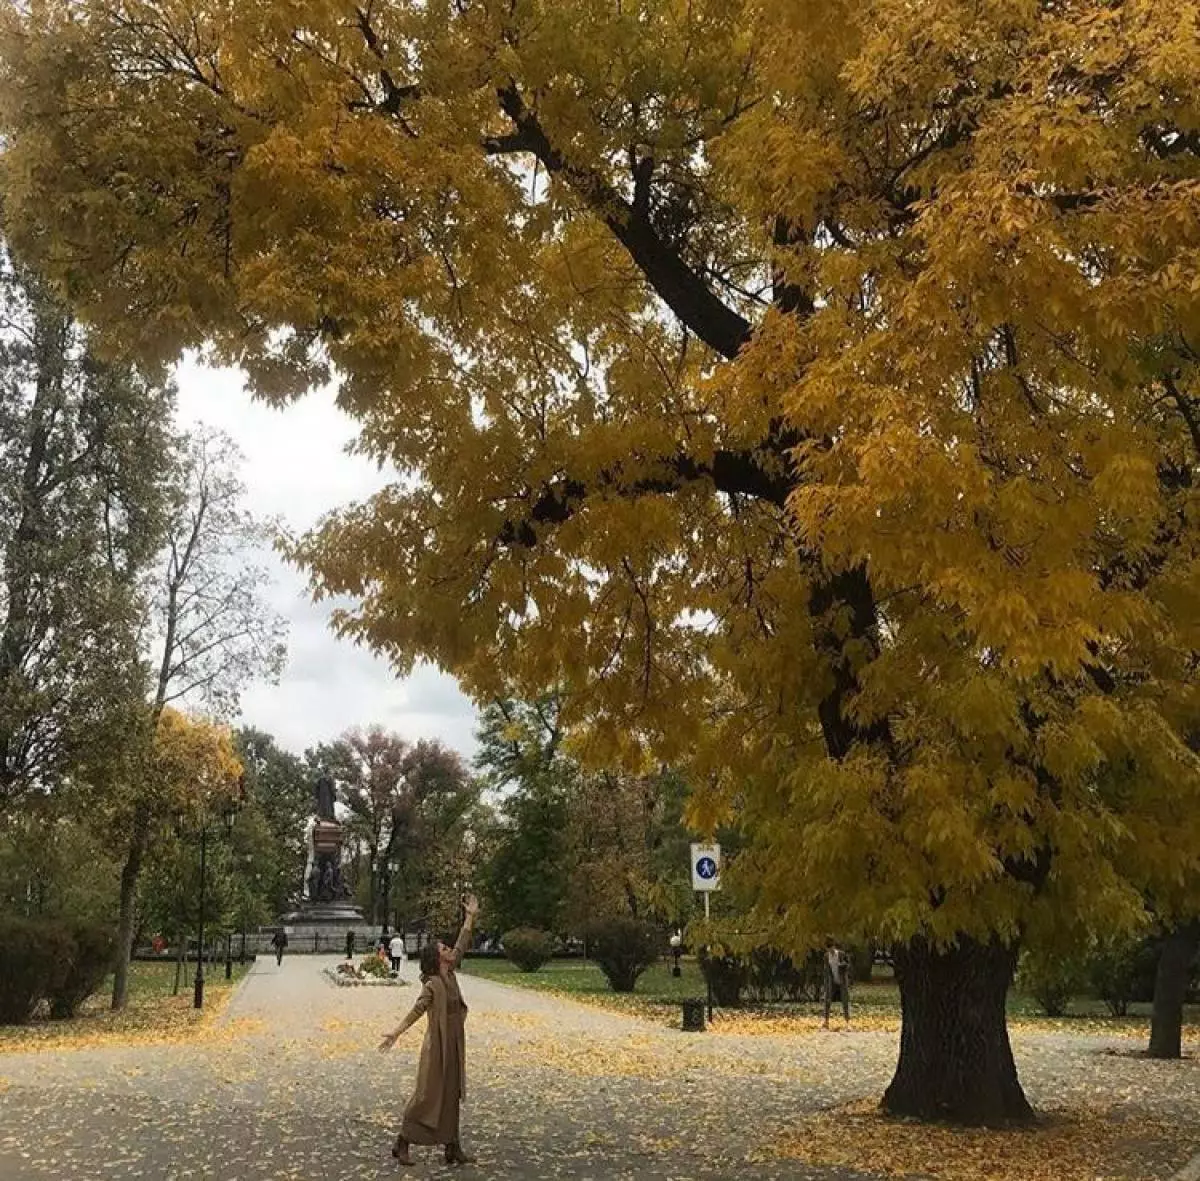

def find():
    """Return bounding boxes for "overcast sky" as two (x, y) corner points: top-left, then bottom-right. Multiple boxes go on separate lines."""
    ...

(174, 358), (481, 762)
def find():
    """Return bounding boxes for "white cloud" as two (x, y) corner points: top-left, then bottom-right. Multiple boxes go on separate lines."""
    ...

(173, 358), (480, 760)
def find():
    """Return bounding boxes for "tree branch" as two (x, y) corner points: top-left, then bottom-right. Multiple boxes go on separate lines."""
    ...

(497, 445), (791, 548)
(495, 84), (752, 360)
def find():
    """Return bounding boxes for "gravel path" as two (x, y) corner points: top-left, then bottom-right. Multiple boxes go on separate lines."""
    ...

(0, 956), (1196, 1180)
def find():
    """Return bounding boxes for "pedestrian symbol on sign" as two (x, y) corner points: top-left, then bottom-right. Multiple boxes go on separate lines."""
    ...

(690, 843), (721, 893)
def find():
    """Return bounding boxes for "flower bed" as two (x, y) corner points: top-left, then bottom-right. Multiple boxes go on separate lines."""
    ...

(324, 957), (409, 988)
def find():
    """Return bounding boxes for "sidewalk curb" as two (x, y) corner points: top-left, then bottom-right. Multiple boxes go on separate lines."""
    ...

(1174, 1153), (1200, 1181)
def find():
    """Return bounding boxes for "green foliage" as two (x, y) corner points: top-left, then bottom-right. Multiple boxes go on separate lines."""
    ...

(746, 947), (824, 1004)
(0, 917), (72, 1024)
(1086, 936), (1159, 1018)
(48, 923), (117, 1018)
(586, 916), (663, 994)
(0, 810), (121, 924)
(0, 258), (174, 814)
(699, 949), (748, 1007)
(236, 728), (309, 914)
(477, 701), (573, 934)
(1018, 946), (1088, 1018)
(502, 927), (555, 973)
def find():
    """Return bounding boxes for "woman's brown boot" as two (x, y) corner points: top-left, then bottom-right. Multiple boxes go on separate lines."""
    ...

(445, 1142), (476, 1165)
(391, 1135), (414, 1166)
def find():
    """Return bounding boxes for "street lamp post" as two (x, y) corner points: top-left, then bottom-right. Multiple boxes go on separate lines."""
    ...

(194, 820), (208, 1010)
(192, 790), (243, 1010)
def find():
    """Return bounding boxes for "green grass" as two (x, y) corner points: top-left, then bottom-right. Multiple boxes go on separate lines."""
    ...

(464, 955), (1199, 1032)
(465, 955), (708, 1003)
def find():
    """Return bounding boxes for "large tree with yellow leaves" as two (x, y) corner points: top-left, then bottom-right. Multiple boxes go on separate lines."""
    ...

(3, 0), (1200, 1122)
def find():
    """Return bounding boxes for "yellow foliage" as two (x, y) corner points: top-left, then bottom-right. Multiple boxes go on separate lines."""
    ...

(1, 0), (1199, 965)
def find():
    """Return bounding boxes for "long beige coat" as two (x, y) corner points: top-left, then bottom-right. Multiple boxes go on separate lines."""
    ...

(396, 925), (471, 1144)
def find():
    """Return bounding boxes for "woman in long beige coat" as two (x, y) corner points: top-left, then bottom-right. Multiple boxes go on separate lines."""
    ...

(379, 894), (478, 1166)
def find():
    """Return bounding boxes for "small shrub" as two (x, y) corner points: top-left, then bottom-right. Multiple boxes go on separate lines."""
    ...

(502, 927), (554, 973)
(586, 917), (662, 993)
(0, 918), (74, 1025)
(700, 950), (748, 1006)
(1086, 936), (1158, 1016)
(1018, 946), (1086, 1017)
(48, 924), (117, 1019)
(745, 947), (823, 1004)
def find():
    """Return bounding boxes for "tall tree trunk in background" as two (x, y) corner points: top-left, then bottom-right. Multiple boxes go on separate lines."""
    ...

(112, 802), (151, 1009)
(1148, 920), (1200, 1060)
(884, 937), (1033, 1125)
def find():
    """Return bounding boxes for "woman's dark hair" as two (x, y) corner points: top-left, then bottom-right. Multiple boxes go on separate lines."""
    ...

(419, 941), (441, 980)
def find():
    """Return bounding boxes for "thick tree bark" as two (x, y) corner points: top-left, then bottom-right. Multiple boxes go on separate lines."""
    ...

(111, 802), (151, 1010)
(884, 937), (1034, 1125)
(1148, 920), (1200, 1060)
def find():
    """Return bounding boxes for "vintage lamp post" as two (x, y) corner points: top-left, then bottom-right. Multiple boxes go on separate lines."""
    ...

(192, 787), (244, 1010)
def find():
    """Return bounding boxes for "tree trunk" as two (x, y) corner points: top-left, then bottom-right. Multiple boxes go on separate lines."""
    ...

(884, 936), (1033, 1125)
(1148, 920), (1200, 1060)
(111, 802), (151, 1010)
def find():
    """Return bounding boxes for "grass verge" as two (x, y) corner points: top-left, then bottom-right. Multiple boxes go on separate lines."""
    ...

(463, 957), (1200, 1041)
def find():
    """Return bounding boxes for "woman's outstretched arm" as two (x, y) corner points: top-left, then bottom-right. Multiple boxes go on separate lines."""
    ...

(378, 981), (434, 1052)
(453, 894), (480, 967)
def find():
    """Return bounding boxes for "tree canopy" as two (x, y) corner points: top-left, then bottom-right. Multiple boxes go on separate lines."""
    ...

(3, 0), (1200, 1121)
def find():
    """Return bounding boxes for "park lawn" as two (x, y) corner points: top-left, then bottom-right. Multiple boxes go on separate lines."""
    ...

(463, 957), (1200, 1041)
(0, 960), (250, 1053)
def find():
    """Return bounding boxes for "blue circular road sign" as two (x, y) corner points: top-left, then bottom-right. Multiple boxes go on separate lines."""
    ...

(696, 856), (718, 880)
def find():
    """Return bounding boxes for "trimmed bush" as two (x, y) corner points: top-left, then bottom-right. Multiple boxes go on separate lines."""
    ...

(586, 917), (662, 993)
(0, 918), (73, 1025)
(1087, 936), (1158, 1016)
(502, 927), (554, 973)
(699, 950), (748, 1006)
(48, 925), (118, 1019)
(746, 947), (824, 1004)
(1018, 946), (1086, 1017)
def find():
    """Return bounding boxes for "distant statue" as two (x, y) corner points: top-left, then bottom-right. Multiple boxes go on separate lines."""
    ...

(319, 860), (335, 899)
(314, 773), (336, 821)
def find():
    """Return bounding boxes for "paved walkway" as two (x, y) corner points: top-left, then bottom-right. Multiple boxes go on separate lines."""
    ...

(0, 957), (1196, 1179)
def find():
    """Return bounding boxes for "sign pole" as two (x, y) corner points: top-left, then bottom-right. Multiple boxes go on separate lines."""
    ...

(704, 889), (713, 1022)
(690, 843), (721, 1024)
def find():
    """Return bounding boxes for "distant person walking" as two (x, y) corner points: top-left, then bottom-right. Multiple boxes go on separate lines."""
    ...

(390, 932), (406, 974)
(345, 930), (356, 960)
(272, 928), (288, 967)
(379, 895), (479, 1166)
(823, 937), (850, 1027)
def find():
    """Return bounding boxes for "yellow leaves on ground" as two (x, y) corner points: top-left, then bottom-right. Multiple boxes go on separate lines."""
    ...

(773, 1099), (1199, 1181)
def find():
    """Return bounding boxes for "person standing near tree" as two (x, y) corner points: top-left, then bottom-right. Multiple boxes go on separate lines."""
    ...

(272, 928), (288, 967)
(379, 894), (479, 1167)
(823, 937), (851, 1028)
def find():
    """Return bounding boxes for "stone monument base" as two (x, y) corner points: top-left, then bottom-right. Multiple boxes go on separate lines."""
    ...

(278, 901), (375, 954)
